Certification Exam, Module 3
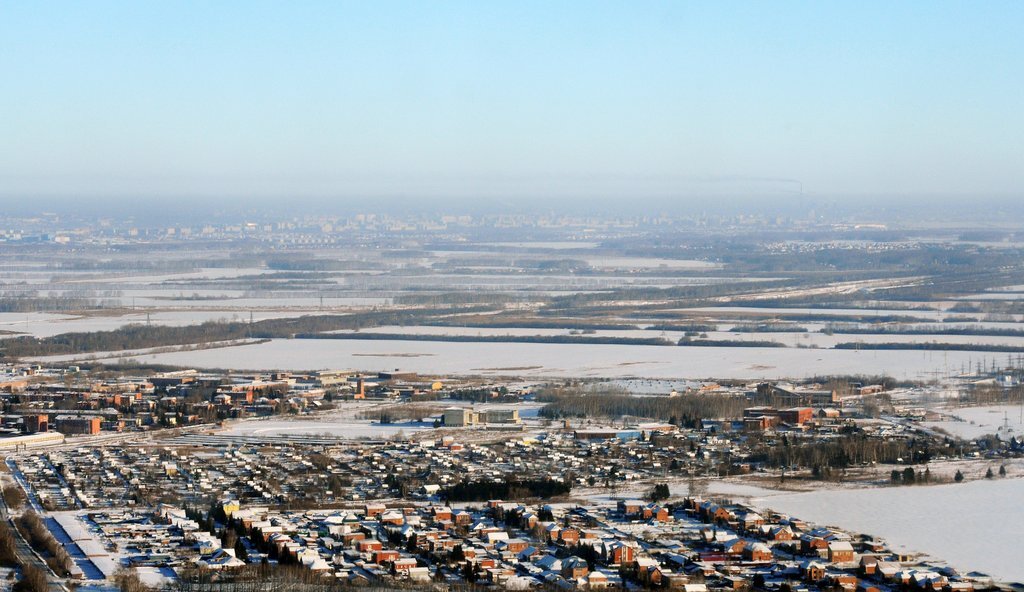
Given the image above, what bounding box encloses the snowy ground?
[923,404,1024,440]
[0,309,320,338]
[335,325,1024,350]
[41,337,1010,380]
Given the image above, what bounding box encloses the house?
[699,501,733,523]
[373,550,399,564]
[801,535,828,555]
[558,528,580,545]
[535,554,562,572]
[744,542,773,562]
[562,556,589,579]
[859,555,878,576]
[391,557,418,575]
[603,540,635,565]
[767,525,795,541]
[582,570,610,588]
[779,407,814,425]
[197,549,245,570]
[740,511,765,530]
[635,557,663,586]
[804,561,826,582]
[720,538,746,555]
[618,499,644,517]
[828,541,856,563]
[499,538,530,555]
[643,504,670,522]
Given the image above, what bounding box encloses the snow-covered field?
[924,405,1024,439]
[750,478,1024,584]
[679,306,956,321]
[48,337,1011,380]
[0,310,320,338]
[341,325,1024,351]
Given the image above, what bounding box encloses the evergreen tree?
[234,538,248,562]
[649,483,670,502]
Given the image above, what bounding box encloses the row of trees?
[357,404,444,424]
[538,388,749,426]
[752,435,958,475]
[443,478,570,502]
[16,511,73,576]
[171,564,455,592]
[317,332,673,347]
[0,519,51,592]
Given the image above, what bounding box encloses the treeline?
[825,324,1024,337]
[16,511,73,576]
[429,318,640,331]
[731,312,930,324]
[834,342,1024,353]
[0,294,113,312]
[544,278,800,310]
[0,515,51,592]
[647,323,719,333]
[305,333,673,347]
[538,390,749,425]
[956,384,1024,406]
[443,478,570,501]
[266,257,389,272]
[802,375,911,390]
[751,435,956,473]
[0,307,494,359]
[447,387,515,403]
[357,404,443,423]
[173,564,455,592]
[634,308,931,325]
[678,338,785,348]
[730,323,808,333]
[393,292,527,306]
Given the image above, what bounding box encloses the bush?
[2,485,25,510]
[15,511,72,576]
[0,521,20,567]
[13,565,47,592]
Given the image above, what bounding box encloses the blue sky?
[1,1,1022,199]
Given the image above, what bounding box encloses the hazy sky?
[2,1,1022,200]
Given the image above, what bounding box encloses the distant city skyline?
[2,1,1022,199]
